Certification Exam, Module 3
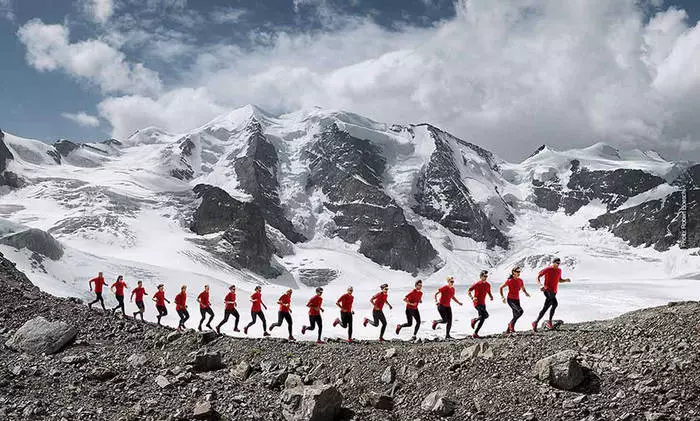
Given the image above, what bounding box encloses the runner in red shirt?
[88,272,108,310]
[197,285,215,331]
[244,286,270,336]
[216,285,240,334]
[432,277,463,339]
[152,284,170,326]
[396,280,423,340]
[468,270,494,338]
[110,275,128,316]
[533,258,571,331]
[499,267,530,333]
[302,288,325,343]
[174,285,189,331]
[333,287,355,342]
[269,289,294,340]
[363,284,393,342]
[130,281,148,321]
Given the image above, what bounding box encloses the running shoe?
[243,326,248,335]
[363,318,369,327]
[545,320,554,330]
[470,318,477,329]
[431,320,438,330]
[263,332,271,337]
[531,321,537,332]
[472,333,481,339]
[301,326,307,335]
[333,318,340,327]
[395,324,402,335]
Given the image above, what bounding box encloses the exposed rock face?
[190,184,279,277]
[413,125,509,249]
[53,140,80,157]
[532,160,666,215]
[5,316,77,355]
[170,137,196,180]
[589,189,699,250]
[564,161,666,214]
[0,228,64,260]
[234,120,305,243]
[0,129,14,173]
[304,124,439,274]
[297,269,338,287]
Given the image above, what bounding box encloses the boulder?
[421,391,456,416]
[285,374,303,390]
[190,350,224,372]
[127,353,148,368]
[5,317,77,355]
[280,384,343,421]
[231,361,252,380]
[381,365,396,384]
[197,331,218,345]
[166,331,182,342]
[60,355,87,365]
[192,401,216,420]
[0,229,64,260]
[533,350,585,390]
[155,375,171,389]
[460,342,495,360]
[361,392,394,410]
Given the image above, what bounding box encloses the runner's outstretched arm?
[499,283,507,303]
[521,284,531,297]
[452,295,463,306]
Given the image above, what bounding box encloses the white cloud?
[82,0,114,24]
[61,112,101,127]
[0,0,14,21]
[98,88,225,138]
[17,19,162,96]
[63,0,700,160]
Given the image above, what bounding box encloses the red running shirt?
[112,280,127,296]
[90,276,107,293]
[198,291,210,308]
[404,289,423,310]
[251,292,263,313]
[371,292,388,311]
[154,290,166,306]
[538,266,563,294]
[175,292,187,311]
[337,293,354,312]
[132,287,146,302]
[224,292,236,311]
[278,294,291,312]
[438,285,455,307]
[307,295,323,316]
[505,277,524,300]
[469,281,491,306]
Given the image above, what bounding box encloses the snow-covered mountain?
[0,105,697,338]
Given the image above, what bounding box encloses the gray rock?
[384,348,397,359]
[10,366,23,376]
[421,391,456,416]
[192,401,215,419]
[533,350,585,390]
[263,369,288,389]
[381,365,396,384]
[361,392,394,410]
[191,184,281,278]
[5,317,77,355]
[166,331,182,342]
[460,342,495,360]
[155,375,171,389]
[60,355,86,365]
[297,269,338,287]
[280,384,343,421]
[304,123,439,273]
[285,374,303,390]
[190,350,224,372]
[0,228,64,261]
[231,361,252,380]
[197,331,218,345]
[127,353,148,368]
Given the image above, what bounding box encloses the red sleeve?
[468,283,475,292]
[371,293,379,302]
[538,268,547,277]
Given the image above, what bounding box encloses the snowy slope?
[0,106,697,340]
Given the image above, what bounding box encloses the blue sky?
[1,0,700,161]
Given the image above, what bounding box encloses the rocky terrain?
[1,254,699,421]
